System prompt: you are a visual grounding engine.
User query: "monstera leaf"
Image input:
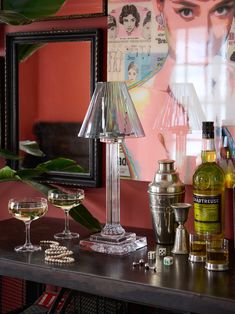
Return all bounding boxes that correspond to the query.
[0,10,32,25]
[18,44,46,62]
[0,148,21,160]
[0,166,20,182]
[20,140,45,157]
[70,205,101,233]
[0,0,66,25]
[0,148,102,232]
[35,158,84,173]
[0,1,67,60]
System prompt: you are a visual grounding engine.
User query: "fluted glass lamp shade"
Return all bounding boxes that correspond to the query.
[79,81,147,255]
[78,81,145,140]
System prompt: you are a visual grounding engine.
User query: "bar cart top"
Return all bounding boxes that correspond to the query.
[0,217,234,314]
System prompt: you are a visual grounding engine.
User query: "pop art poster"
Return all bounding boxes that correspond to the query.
[108,0,235,184]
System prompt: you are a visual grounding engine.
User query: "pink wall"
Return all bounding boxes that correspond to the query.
[0,17,233,240]
[19,41,90,140]
[19,51,39,140]
[0,179,195,232]
[55,0,104,16]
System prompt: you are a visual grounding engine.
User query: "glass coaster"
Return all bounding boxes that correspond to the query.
[80,232,147,255]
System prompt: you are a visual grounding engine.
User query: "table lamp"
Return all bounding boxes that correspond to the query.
[78,81,147,255]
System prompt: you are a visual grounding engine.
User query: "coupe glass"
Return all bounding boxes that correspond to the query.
[8,197,48,252]
[48,188,84,240]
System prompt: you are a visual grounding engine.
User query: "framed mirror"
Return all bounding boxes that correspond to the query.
[5,29,103,187]
[0,57,5,149]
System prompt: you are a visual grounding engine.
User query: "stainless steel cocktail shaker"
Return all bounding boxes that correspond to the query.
[148,159,185,244]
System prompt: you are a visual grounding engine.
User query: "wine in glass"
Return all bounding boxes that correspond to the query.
[48,188,84,240]
[8,197,48,252]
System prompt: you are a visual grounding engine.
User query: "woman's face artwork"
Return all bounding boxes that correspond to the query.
[142,21,151,39]
[157,0,234,63]
[108,25,117,40]
[123,14,137,34]
[128,67,138,80]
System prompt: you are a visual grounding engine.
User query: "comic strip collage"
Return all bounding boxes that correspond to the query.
[108,0,167,87]
[108,0,235,184]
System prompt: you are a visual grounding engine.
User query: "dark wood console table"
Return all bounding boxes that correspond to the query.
[0,217,234,314]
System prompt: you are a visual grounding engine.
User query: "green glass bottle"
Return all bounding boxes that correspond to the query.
[193,121,225,236]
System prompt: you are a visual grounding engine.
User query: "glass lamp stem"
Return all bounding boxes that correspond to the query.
[101,141,125,237]
[107,141,120,224]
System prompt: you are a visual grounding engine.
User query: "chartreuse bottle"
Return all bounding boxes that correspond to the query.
[193,122,225,237]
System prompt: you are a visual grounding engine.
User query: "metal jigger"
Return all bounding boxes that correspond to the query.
[171,203,191,254]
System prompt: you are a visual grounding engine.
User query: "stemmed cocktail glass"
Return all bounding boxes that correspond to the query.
[48,188,84,240]
[8,197,48,252]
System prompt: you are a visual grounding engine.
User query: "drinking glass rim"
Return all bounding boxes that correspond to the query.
[189,233,206,241]
[9,196,47,203]
[206,238,229,244]
[8,197,48,206]
[48,188,84,197]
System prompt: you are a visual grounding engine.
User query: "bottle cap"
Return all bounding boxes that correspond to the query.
[202,121,214,139]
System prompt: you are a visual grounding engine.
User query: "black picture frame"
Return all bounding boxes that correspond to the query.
[5,29,103,187]
[0,57,5,149]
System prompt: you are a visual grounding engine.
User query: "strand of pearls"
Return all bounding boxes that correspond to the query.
[45,256,75,264]
[45,246,68,255]
[40,240,60,247]
[40,240,75,264]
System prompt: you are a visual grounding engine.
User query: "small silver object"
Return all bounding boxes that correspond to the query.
[132,259,145,267]
[144,262,156,272]
[148,160,185,245]
[147,251,156,260]
[171,203,191,255]
[139,259,145,266]
[144,262,150,270]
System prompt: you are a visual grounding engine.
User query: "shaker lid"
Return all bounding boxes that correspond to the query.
[148,159,185,194]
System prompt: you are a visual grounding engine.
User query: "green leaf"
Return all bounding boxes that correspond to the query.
[61,164,85,173]
[0,166,20,182]
[69,204,102,233]
[0,148,21,160]
[0,146,100,232]
[3,0,66,19]
[16,168,46,179]
[25,180,53,197]
[20,141,45,157]
[26,181,102,232]
[36,158,77,171]
[18,44,45,62]
[0,10,32,25]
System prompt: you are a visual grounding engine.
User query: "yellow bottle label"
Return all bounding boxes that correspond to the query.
[193,194,221,234]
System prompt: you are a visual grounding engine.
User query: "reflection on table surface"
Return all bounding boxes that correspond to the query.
[0,217,234,314]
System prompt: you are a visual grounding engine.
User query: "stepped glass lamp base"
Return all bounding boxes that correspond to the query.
[80,232,147,255]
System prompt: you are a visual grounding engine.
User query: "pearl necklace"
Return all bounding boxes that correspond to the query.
[40,240,75,264]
